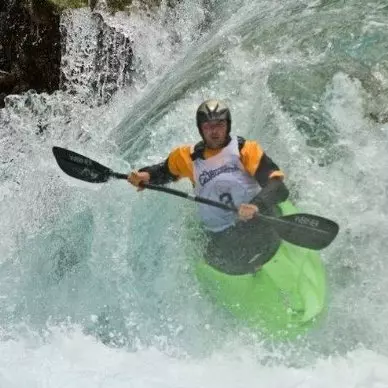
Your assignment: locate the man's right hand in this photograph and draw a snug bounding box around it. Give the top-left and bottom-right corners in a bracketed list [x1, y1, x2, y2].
[238, 203, 259, 221]
[127, 171, 150, 191]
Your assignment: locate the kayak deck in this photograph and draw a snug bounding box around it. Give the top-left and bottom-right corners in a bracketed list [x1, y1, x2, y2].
[194, 200, 327, 339]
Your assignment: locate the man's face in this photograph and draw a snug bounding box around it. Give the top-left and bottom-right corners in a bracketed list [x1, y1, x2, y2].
[201, 120, 228, 149]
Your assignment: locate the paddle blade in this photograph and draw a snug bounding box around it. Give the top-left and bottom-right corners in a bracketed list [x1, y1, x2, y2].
[268, 213, 339, 250]
[52, 146, 114, 183]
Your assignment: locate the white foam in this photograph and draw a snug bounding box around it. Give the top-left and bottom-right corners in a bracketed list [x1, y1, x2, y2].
[1, 330, 388, 388]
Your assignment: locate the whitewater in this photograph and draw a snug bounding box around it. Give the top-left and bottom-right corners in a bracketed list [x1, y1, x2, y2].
[1, 0, 388, 386]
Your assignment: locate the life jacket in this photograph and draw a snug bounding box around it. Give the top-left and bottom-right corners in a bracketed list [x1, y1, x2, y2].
[191, 136, 260, 232]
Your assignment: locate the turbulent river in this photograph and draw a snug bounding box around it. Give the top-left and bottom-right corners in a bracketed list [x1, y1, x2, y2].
[1, 0, 388, 386]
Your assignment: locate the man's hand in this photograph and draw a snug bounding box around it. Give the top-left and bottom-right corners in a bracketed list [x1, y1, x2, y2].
[238, 203, 258, 221]
[127, 171, 150, 191]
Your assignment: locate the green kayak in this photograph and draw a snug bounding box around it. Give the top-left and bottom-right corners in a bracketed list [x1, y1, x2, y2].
[194, 200, 327, 339]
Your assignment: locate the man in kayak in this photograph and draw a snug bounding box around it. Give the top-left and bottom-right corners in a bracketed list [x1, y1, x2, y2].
[128, 99, 289, 274]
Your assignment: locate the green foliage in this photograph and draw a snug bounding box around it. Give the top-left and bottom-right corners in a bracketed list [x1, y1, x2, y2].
[106, 0, 133, 12]
[48, 0, 88, 9]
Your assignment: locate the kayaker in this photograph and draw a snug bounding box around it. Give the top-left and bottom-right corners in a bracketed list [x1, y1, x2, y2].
[127, 99, 290, 274]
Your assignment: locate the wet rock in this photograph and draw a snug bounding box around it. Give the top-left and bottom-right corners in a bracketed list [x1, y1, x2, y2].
[60, 10, 135, 105]
[0, 0, 178, 109]
[0, 0, 62, 108]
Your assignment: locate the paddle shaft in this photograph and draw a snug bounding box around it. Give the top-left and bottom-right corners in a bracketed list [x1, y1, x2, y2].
[142, 184, 336, 239]
[117, 177, 320, 233]
[110, 174, 236, 209]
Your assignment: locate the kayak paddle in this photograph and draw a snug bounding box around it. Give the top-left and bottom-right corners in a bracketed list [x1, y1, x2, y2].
[52, 146, 339, 250]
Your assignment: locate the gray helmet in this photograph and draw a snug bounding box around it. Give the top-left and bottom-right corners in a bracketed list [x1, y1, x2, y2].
[196, 99, 231, 135]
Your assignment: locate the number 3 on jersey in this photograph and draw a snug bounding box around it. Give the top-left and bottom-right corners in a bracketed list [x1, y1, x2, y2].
[219, 192, 235, 208]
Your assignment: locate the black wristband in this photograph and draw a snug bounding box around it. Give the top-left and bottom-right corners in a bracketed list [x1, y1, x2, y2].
[139, 159, 178, 185]
[255, 178, 289, 208]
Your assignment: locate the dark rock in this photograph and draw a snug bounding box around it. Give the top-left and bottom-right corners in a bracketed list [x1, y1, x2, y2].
[0, 0, 61, 108]
[0, 0, 175, 109]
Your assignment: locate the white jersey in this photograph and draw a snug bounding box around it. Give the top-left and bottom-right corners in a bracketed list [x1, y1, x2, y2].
[193, 137, 261, 232]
